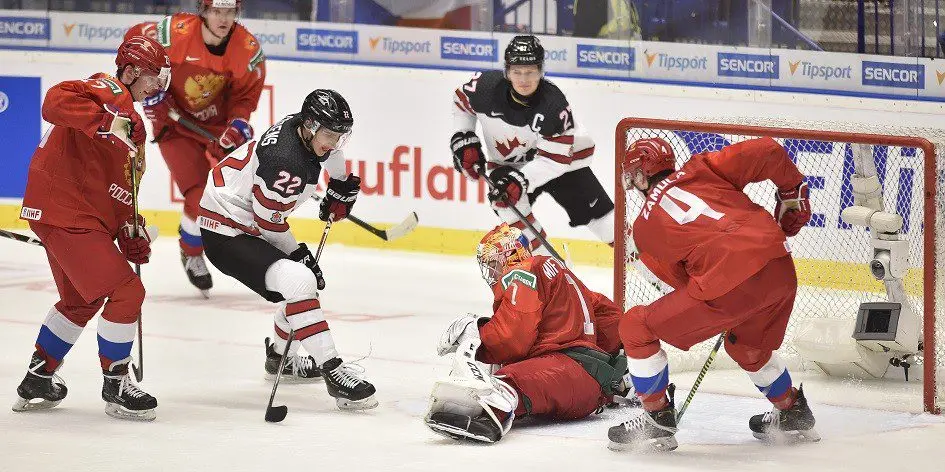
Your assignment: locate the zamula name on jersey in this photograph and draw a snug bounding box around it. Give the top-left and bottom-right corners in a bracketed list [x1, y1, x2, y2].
[642, 171, 686, 220]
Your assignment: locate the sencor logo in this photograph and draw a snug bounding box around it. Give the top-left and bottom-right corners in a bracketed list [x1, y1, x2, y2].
[440, 36, 497, 62]
[62, 23, 126, 42]
[0, 17, 50, 40]
[297, 29, 358, 53]
[787, 60, 853, 81]
[717, 53, 779, 79]
[369, 36, 432, 56]
[643, 50, 707, 72]
[862, 61, 924, 89]
[576, 44, 633, 70]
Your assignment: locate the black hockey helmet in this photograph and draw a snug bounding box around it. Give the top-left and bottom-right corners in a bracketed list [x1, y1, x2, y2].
[300, 89, 354, 146]
[504, 35, 544, 70]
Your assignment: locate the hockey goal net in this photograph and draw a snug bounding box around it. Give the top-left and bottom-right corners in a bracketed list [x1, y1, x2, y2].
[614, 117, 944, 414]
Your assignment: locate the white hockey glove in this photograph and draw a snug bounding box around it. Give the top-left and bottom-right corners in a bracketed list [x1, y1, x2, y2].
[437, 314, 489, 357]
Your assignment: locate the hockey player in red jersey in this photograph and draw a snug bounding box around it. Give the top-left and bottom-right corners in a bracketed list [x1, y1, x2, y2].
[12, 36, 170, 421]
[608, 137, 820, 452]
[126, 0, 266, 295]
[425, 223, 631, 443]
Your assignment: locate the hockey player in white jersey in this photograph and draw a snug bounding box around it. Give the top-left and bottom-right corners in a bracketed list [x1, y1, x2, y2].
[450, 35, 613, 253]
[198, 89, 377, 410]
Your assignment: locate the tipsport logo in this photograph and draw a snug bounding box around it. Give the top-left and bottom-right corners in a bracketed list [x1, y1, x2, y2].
[576, 44, 634, 71]
[787, 60, 853, 82]
[297, 29, 358, 54]
[369, 36, 432, 56]
[643, 50, 707, 72]
[862, 61, 924, 89]
[62, 22, 126, 42]
[440, 36, 497, 62]
[0, 17, 49, 40]
[717, 53, 779, 79]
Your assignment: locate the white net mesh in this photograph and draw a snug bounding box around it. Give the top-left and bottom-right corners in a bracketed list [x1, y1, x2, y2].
[616, 118, 944, 413]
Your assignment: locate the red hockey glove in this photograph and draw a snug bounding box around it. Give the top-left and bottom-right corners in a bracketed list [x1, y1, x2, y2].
[117, 215, 153, 264]
[450, 131, 485, 180]
[774, 181, 811, 237]
[320, 174, 362, 222]
[97, 104, 144, 153]
[142, 91, 177, 123]
[209, 118, 253, 161]
[488, 166, 528, 209]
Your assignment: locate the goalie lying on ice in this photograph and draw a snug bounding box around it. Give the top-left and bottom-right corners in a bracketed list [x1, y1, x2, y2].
[425, 224, 632, 443]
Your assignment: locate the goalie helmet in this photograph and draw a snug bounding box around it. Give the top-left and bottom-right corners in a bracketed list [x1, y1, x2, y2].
[476, 224, 531, 287]
[624, 137, 675, 190]
[504, 35, 544, 69]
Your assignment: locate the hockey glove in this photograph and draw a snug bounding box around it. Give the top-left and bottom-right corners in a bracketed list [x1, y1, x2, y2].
[451, 131, 486, 180]
[289, 243, 326, 290]
[437, 314, 491, 356]
[319, 174, 361, 222]
[97, 104, 144, 153]
[142, 91, 177, 123]
[209, 118, 253, 161]
[774, 181, 811, 237]
[487, 166, 528, 209]
[117, 215, 154, 264]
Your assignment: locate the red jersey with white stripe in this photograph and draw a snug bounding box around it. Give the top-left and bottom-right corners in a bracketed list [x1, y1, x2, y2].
[632, 137, 805, 301]
[198, 114, 346, 252]
[476, 255, 622, 365]
[452, 70, 595, 188]
[20, 74, 144, 236]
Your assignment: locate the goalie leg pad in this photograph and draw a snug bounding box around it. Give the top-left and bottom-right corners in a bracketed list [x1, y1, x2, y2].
[425, 372, 518, 443]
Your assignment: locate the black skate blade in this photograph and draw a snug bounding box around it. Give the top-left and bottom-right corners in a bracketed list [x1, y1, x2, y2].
[265, 405, 287, 423]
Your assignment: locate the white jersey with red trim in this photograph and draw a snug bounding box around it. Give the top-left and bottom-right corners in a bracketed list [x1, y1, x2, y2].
[452, 70, 595, 188]
[198, 114, 347, 254]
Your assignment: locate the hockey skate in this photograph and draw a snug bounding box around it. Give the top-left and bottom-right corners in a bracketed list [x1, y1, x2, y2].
[320, 357, 378, 410]
[427, 411, 503, 443]
[749, 385, 820, 443]
[12, 352, 68, 412]
[102, 359, 157, 421]
[180, 231, 212, 297]
[608, 386, 678, 453]
[264, 337, 322, 383]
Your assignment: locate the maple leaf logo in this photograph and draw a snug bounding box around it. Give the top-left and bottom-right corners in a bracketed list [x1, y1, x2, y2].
[495, 137, 525, 158]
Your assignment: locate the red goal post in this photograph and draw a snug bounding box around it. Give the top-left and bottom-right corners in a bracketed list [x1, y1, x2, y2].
[613, 117, 942, 414]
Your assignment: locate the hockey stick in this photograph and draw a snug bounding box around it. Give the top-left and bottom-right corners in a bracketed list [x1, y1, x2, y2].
[129, 146, 145, 383]
[265, 219, 334, 423]
[167, 109, 218, 142]
[675, 332, 725, 423]
[0, 229, 43, 247]
[475, 165, 565, 262]
[310, 194, 418, 242]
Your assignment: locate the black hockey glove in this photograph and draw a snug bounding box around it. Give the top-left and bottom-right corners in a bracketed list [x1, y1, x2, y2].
[487, 166, 528, 209]
[319, 174, 361, 222]
[450, 131, 486, 179]
[289, 243, 326, 290]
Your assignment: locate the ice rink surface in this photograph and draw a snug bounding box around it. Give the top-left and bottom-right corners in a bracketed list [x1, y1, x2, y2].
[0, 239, 942, 471]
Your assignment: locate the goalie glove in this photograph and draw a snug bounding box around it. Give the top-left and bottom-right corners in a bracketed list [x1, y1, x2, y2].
[450, 131, 485, 180]
[774, 181, 811, 237]
[437, 314, 490, 357]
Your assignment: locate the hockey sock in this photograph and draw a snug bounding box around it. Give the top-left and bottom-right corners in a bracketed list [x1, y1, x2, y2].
[35, 307, 83, 372]
[96, 317, 136, 372]
[627, 349, 670, 412]
[179, 216, 203, 256]
[746, 354, 796, 410]
[284, 298, 337, 365]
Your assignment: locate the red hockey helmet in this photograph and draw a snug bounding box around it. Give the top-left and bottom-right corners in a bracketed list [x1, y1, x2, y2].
[116, 35, 171, 93]
[623, 137, 676, 189]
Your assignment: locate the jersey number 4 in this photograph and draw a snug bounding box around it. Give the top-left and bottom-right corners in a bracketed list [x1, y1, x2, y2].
[660, 186, 725, 225]
[212, 142, 256, 187]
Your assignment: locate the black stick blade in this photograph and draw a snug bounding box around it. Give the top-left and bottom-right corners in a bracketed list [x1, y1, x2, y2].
[265, 405, 288, 423]
[132, 364, 143, 382]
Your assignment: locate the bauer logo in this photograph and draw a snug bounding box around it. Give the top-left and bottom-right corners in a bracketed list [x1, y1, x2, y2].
[440, 36, 497, 62]
[0, 17, 49, 40]
[862, 61, 924, 89]
[577, 44, 634, 70]
[717, 53, 779, 79]
[296, 29, 358, 54]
